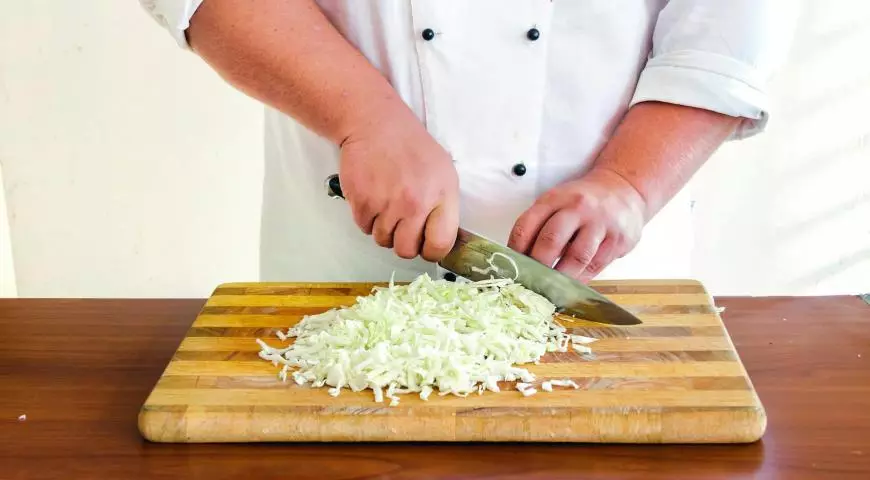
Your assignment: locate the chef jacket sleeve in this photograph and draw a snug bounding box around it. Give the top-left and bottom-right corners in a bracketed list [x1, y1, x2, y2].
[139, 0, 205, 50]
[630, 0, 799, 139]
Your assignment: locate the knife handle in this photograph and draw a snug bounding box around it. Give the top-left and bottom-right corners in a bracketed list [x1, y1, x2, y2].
[325, 174, 345, 200]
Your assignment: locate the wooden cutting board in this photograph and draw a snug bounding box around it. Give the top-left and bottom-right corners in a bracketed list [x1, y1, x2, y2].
[138, 279, 766, 443]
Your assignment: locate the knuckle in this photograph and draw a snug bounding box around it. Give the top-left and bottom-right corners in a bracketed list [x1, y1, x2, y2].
[560, 191, 580, 205]
[375, 238, 391, 248]
[568, 250, 595, 266]
[569, 194, 594, 211]
[618, 236, 641, 258]
[510, 225, 529, 243]
[374, 231, 393, 248]
[394, 233, 422, 260]
[585, 260, 605, 274]
[539, 191, 561, 205]
[353, 214, 373, 234]
[426, 238, 452, 255]
[622, 230, 641, 250]
[538, 230, 560, 247]
[611, 232, 627, 249]
[585, 260, 610, 277]
[422, 241, 452, 262]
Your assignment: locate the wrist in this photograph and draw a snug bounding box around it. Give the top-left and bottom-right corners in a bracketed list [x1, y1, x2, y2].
[586, 102, 738, 221]
[586, 165, 650, 221]
[336, 91, 421, 148]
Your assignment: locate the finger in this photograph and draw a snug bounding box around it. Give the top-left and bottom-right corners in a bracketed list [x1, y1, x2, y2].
[372, 213, 399, 249]
[578, 235, 618, 283]
[351, 200, 377, 235]
[421, 198, 459, 262]
[393, 214, 427, 259]
[508, 203, 557, 254]
[529, 210, 582, 268]
[554, 225, 606, 280]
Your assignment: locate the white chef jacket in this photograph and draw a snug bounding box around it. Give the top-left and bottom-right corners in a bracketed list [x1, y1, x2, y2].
[141, 0, 796, 283]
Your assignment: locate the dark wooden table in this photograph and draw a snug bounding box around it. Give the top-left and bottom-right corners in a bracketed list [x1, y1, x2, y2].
[1, 295, 868, 479]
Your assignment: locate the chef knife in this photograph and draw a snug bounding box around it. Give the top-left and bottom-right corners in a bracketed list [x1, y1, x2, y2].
[325, 174, 642, 325]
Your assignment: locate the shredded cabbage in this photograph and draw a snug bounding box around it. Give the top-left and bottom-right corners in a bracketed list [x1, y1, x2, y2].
[549, 379, 580, 389]
[520, 387, 538, 397]
[570, 335, 598, 345]
[257, 272, 596, 403]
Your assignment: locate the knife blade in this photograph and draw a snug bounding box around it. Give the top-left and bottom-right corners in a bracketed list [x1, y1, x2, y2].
[438, 228, 642, 325]
[324, 174, 642, 325]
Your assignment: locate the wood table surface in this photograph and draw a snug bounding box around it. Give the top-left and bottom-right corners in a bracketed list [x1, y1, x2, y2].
[1, 294, 868, 479]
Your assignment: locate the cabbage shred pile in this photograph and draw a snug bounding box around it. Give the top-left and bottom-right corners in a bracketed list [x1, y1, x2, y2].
[257, 273, 584, 405]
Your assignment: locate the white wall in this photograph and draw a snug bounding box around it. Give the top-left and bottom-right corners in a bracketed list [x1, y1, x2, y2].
[0, 163, 17, 297]
[1, 0, 263, 298]
[1, 1, 867, 298]
[688, 2, 870, 296]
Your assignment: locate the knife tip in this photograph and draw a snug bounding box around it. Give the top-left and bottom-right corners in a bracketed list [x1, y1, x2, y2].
[558, 303, 643, 326]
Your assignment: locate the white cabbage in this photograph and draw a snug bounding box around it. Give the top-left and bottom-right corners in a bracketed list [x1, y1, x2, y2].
[257, 272, 593, 403]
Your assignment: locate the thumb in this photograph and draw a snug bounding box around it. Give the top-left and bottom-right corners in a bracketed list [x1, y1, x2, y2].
[421, 197, 459, 262]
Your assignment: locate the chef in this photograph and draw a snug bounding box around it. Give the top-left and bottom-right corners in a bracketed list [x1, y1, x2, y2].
[140, 0, 795, 283]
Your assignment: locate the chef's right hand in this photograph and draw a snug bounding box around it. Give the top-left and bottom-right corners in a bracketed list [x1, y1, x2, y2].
[338, 113, 460, 262]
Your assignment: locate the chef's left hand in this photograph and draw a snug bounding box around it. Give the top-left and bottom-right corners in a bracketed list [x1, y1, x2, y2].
[508, 167, 647, 283]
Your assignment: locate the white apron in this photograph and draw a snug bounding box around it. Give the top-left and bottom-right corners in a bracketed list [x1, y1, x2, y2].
[141, 0, 794, 282]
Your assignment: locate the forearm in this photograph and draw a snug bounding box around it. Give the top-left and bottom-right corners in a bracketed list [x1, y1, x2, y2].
[589, 101, 740, 220]
[186, 0, 414, 145]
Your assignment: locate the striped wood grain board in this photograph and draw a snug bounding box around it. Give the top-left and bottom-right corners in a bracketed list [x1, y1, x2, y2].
[138, 279, 766, 443]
